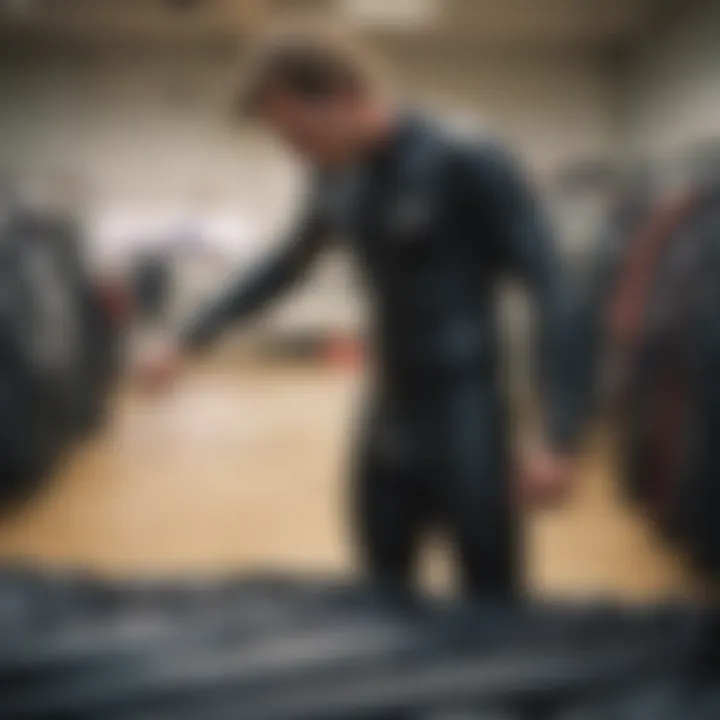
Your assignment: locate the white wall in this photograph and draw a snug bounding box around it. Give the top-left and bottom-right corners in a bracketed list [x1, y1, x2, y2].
[624, 0, 720, 162]
[0, 44, 619, 205]
[0, 43, 618, 335]
[0, 49, 303, 236]
[388, 45, 620, 174]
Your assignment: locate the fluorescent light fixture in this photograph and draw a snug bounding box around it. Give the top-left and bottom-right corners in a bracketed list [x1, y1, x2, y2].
[340, 0, 438, 27]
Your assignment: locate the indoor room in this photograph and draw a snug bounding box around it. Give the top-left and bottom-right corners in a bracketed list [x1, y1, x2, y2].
[1, 0, 719, 716]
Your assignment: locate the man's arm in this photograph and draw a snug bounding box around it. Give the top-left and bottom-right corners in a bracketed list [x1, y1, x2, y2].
[456, 141, 591, 453]
[180, 207, 328, 353]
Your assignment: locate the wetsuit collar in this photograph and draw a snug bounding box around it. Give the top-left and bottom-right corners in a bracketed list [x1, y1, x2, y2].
[368, 109, 426, 166]
[315, 109, 424, 181]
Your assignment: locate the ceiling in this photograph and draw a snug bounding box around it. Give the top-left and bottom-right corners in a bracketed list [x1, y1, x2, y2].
[0, 0, 668, 49]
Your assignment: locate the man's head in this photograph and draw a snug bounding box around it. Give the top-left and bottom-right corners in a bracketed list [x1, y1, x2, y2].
[236, 26, 395, 166]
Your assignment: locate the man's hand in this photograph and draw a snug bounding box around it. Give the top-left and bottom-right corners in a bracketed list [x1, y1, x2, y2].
[517, 444, 577, 510]
[133, 338, 185, 396]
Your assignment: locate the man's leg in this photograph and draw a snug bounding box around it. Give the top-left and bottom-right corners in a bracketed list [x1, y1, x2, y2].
[350, 407, 427, 594]
[435, 381, 522, 600]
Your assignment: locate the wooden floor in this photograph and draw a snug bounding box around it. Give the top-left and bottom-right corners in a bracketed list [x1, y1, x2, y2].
[0, 361, 696, 600]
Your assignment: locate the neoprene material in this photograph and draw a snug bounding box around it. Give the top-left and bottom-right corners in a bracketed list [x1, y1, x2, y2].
[180, 114, 590, 598]
[0, 567, 718, 720]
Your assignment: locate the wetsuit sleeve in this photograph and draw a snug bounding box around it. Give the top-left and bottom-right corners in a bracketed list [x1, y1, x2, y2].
[180, 193, 329, 353]
[457, 141, 590, 452]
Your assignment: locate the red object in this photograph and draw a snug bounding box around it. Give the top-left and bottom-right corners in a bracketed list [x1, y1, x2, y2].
[323, 335, 364, 370]
[609, 191, 704, 525]
[95, 278, 136, 327]
[609, 193, 698, 350]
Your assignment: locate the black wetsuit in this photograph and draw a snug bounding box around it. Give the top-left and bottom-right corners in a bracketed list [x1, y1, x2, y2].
[182, 114, 588, 598]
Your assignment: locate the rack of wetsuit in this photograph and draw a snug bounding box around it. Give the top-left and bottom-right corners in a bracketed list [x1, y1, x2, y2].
[589, 149, 720, 576]
[0, 564, 718, 719]
[0, 204, 126, 508]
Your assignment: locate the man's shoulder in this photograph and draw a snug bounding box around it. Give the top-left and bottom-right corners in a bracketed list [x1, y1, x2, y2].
[410, 112, 502, 152]
[396, 113, 498, 186]
[404, 117, 513, 186]
[441, 130, 521, 188]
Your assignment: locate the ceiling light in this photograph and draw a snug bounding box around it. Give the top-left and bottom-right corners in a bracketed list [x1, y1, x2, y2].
[339, 0, 438, 27]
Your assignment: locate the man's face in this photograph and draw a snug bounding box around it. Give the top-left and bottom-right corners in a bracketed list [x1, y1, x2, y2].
[258, 87, 359, 166]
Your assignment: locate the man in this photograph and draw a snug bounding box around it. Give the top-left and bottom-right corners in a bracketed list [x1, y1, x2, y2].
[138, 28, 588, 599]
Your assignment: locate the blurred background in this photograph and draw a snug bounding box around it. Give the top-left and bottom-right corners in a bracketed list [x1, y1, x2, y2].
[0, 0, 719, 600]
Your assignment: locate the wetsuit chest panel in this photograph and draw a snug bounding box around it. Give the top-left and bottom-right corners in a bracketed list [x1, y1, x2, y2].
[343, 131, 468, 284]
[330, 129, 493, 372]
